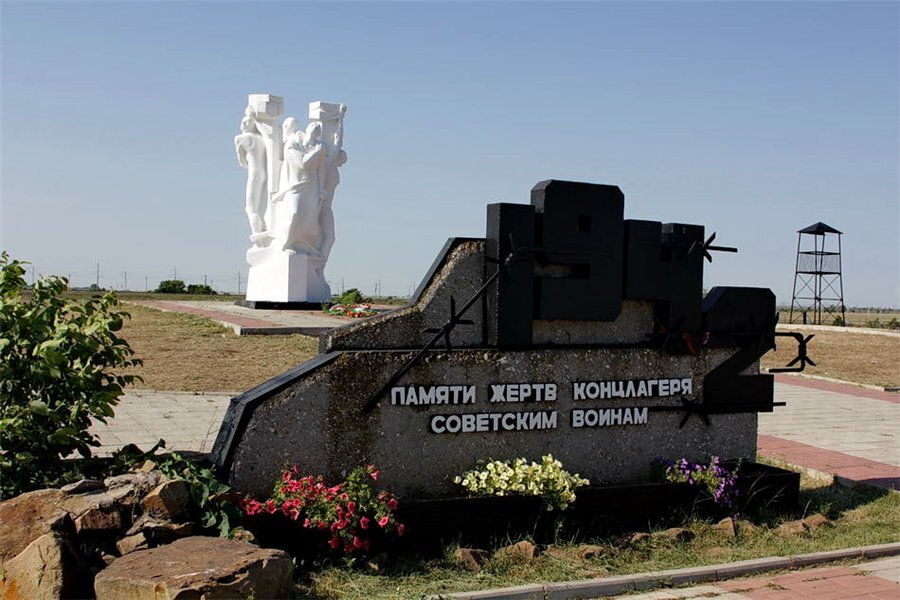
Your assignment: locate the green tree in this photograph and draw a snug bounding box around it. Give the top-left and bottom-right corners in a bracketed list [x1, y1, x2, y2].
[186, 283, 217, 295]
[156, 279, 186, 294]
[0, 253, 141, 498]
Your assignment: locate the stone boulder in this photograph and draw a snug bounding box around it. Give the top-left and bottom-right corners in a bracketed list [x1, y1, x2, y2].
[495, 540, 537, 562]
[454, 547, 490, 573]
[0, 532, 92, 600]
[141, 480, 190, 520]
[93, 536, 294, 600]
[655, 527, 696, 542]
[0, 489, 74, 566]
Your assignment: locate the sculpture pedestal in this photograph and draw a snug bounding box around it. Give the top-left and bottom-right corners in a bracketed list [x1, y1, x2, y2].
[245, 246, 331, 304]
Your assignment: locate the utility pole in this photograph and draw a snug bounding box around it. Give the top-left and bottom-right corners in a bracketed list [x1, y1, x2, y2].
[173, 267, 177, 280]
[96, 263, 100, 288]
[237, 271, 242, 294]
[145, 275, 149, 292]
[30, 266, 35, 286]
[204, 274, 208, 287]
[123, 270, 127, 291]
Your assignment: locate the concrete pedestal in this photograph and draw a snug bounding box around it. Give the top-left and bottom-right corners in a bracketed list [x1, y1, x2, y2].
[245, 246, 330, 303]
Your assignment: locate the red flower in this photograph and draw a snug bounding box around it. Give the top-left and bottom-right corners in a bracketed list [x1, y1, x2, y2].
[360, 516, 370, 529]
[388, 498, 398, 510]
[347, 501, 356, 514]
[397, 523, 405, 536]
[370, 469, 379, 481]
[303, 518, 311, 528]
[328, 536, 340, 549]
[378, 516, 389, 528]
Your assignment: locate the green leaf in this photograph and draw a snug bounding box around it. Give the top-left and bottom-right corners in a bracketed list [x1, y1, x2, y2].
[28, 400, 50, 416]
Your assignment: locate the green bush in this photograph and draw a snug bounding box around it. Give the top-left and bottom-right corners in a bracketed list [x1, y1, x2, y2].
[340, 288, 366, 305]
[831, 316, 845, 327]
[156, 279, 186, 294]
[0, 253, 141, 498]
[186, 284, 217, 295]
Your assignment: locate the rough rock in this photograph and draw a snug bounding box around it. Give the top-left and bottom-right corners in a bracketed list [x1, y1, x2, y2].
[495, 540, 537, 562]
[94, 536, 294, 600]
[60, 479, 105, 494]
[75, 505, 123, 534]
[802, 513, 830, 530]
[776, 519, 808, 535]
[116, 532, 149, 556]
[454, 547, 490, 573]
[140, 519, 196, 545]
[141, 479, 190, 520]
[712, 517, 737, 538]
[130, 460, 157, 473]
[102, 471, 164, 507]
[544, 544, 602, 562]
[655, 527, 696, 542]
[621, 532, 651, 547]
[366, 552, 390, 572]
[0, 533, 92, 600]
[0, 489, 73, 565]
[127, 514, 194, 537]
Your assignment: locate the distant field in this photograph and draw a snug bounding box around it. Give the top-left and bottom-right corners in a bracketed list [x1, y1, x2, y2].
[778, 309, 900, 329]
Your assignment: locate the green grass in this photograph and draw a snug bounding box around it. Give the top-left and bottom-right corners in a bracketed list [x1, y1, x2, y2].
[295, 474, 899, 599]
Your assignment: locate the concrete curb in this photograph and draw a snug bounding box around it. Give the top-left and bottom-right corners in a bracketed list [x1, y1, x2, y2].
[431, 542, 900, 599]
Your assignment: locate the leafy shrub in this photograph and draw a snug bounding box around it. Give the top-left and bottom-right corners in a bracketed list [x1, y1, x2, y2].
[831, 316, 845, 327]
[0, 253, 141, 498]
[886, 318, 899, 330]
[454, 454, 589, 511]
[186, 283, 217, 295]
[339, 288, 365, 305]
[241, 464, 403, 555]
[865, 318, 882, 329]
[156, 279, 186, 294]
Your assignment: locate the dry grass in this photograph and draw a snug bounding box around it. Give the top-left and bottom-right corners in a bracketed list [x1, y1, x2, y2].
[762, 328, 900, 388]
[118, 303, 318, 392]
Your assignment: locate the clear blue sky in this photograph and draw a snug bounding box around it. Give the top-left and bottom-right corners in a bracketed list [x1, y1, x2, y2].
[1, 1, 897, 307]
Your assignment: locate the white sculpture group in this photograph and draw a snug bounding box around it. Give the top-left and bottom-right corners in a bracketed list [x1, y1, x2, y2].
[235, 94, 346, 303]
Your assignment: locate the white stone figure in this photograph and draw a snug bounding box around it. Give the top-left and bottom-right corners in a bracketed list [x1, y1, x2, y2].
[239, 95, 345, 304]
[245, 94, 284, 230]
[275, 121, 328, 256]
[309, 102, 348, 261]
[234, 115, 268, 238]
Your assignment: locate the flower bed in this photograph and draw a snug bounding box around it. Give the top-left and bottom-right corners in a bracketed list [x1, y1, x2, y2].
[323, 303, 377, 318]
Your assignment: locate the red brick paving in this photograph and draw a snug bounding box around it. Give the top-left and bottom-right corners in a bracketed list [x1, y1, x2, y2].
[758, 434, 900, 490]
[719, 565, 899, 599]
